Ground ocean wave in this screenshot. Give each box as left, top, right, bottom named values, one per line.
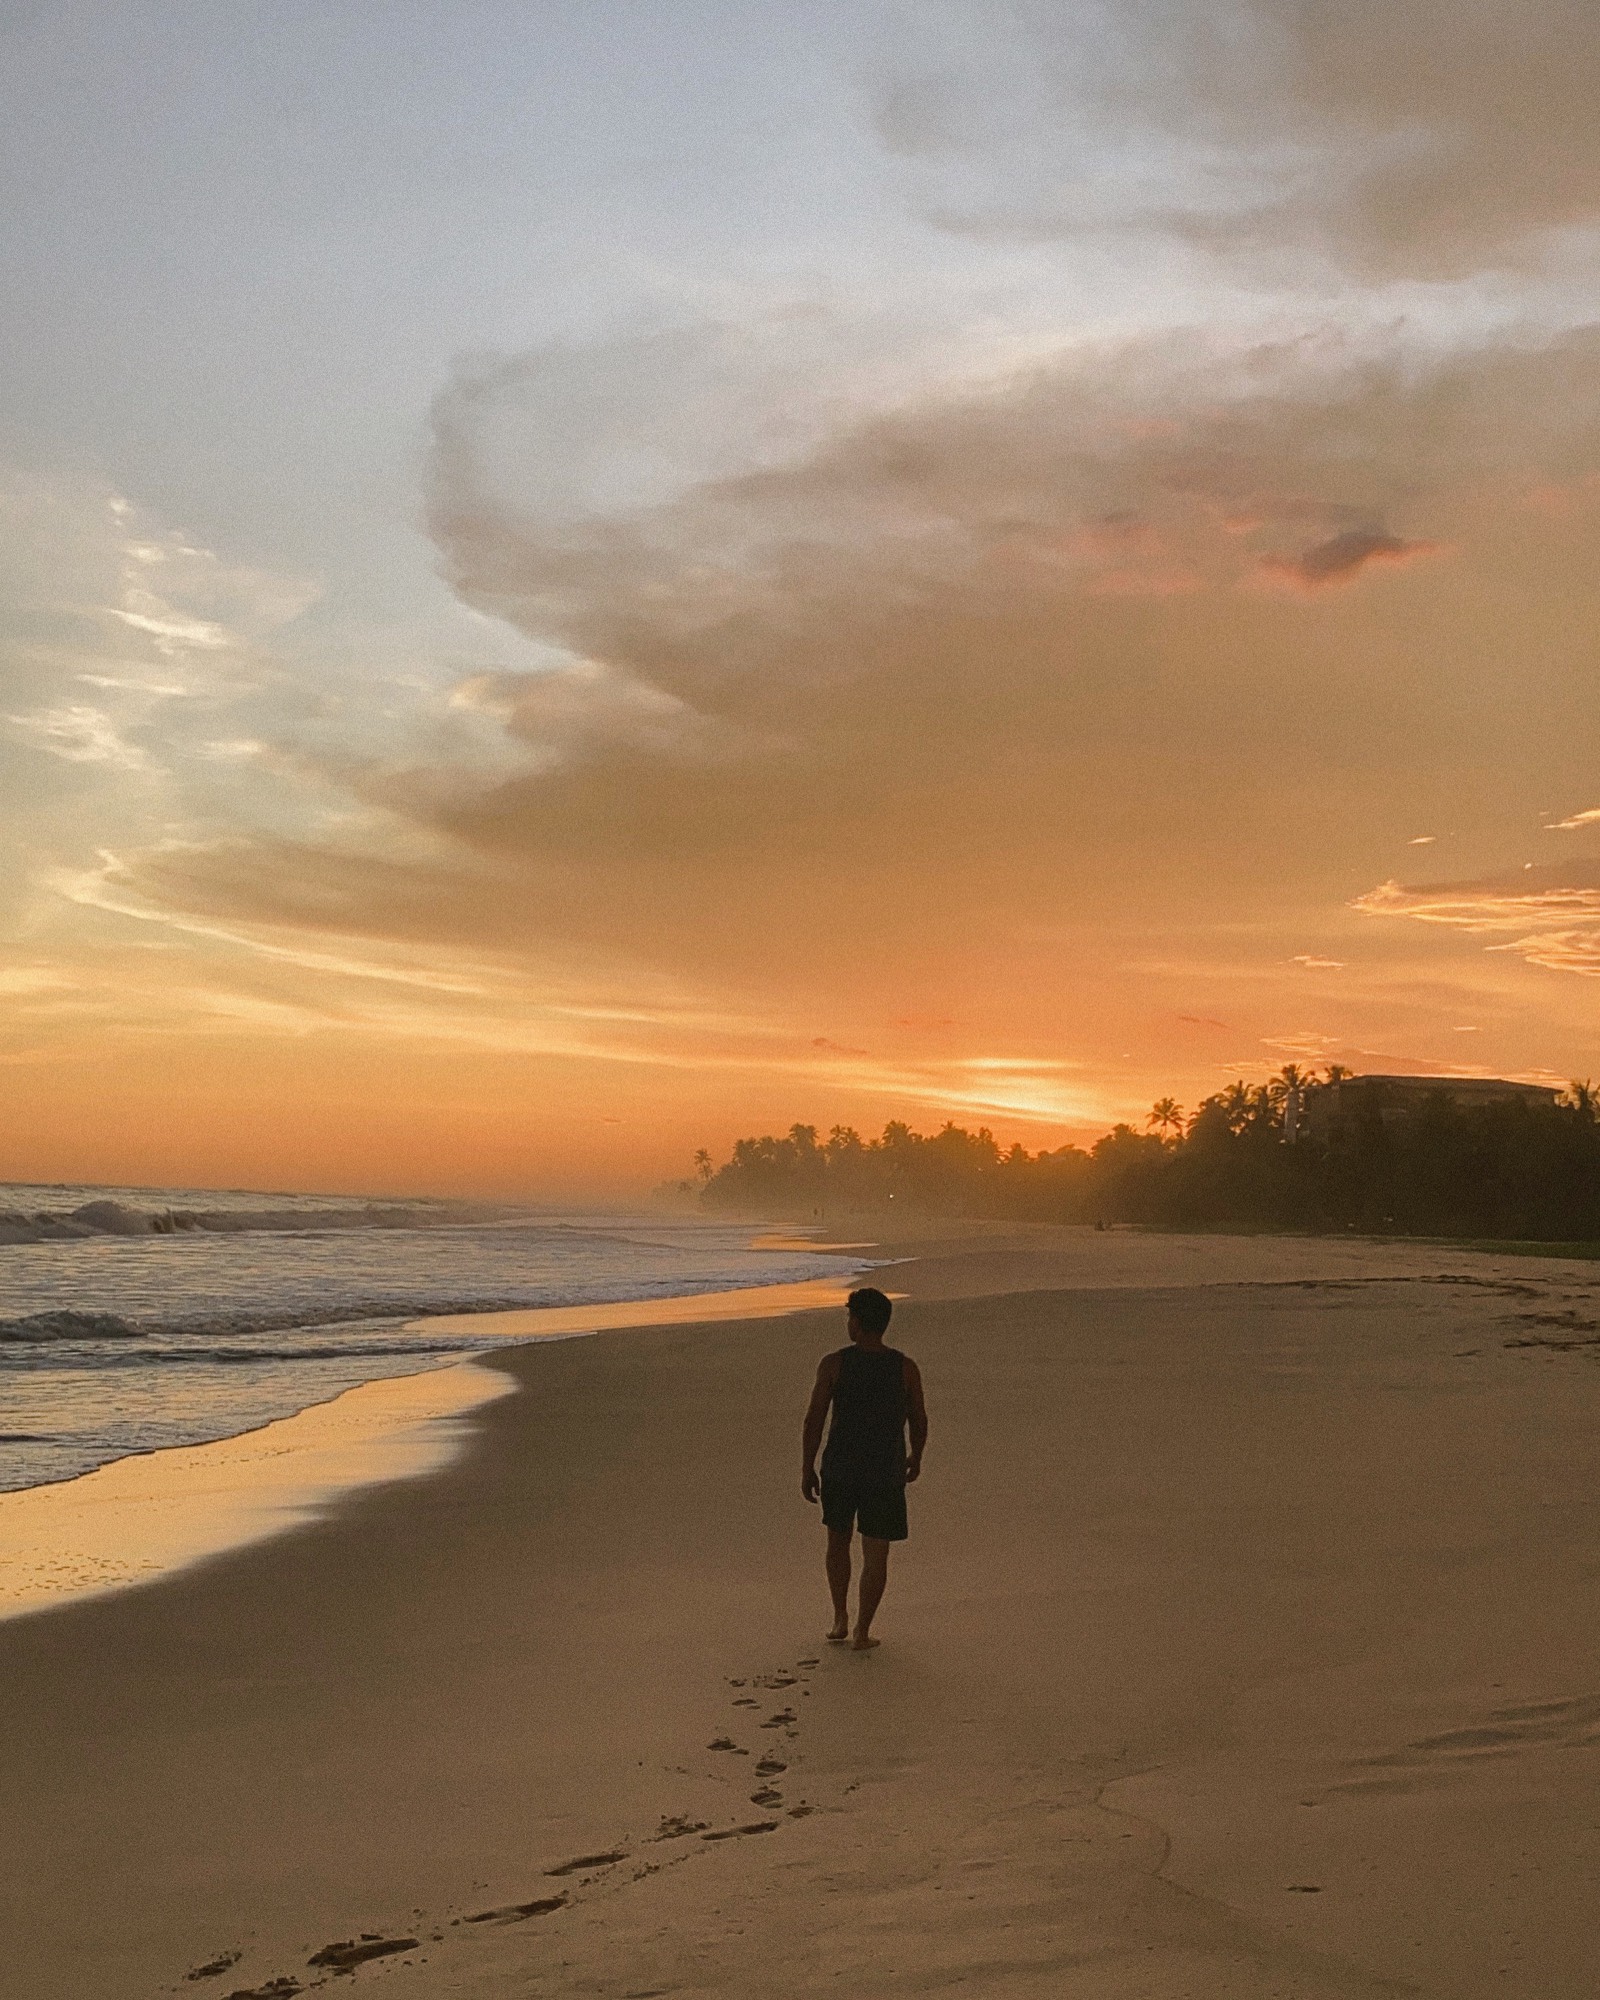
left=147, top=1339, right=484, bottom=1365
left=0, top=1292, right=560, bottom=1348
left=0, top=1310, right=144, bottom=1343
left=0, top=1197, right=525, bottom=1246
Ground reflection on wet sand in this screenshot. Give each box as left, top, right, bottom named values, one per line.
left=0, top=1359, right=516, bottom=1621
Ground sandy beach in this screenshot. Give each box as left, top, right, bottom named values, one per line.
left=7, top=1226, right=1600, bottom=1999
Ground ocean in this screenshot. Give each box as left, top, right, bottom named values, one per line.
left=0, top=1184, right=868, bottom=1495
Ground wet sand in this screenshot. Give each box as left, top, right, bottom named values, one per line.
left=0, top=1361, right=516, bottom=1620
left=5, top=1228, right=1600, bottom=1998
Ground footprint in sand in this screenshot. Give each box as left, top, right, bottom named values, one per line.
left=186, top=1949, right=243, bottom=1981
left=545, top=1849, right=628, bottom=1877
left=464, top=1894, right=567, bottom=1925
left=230, top=1664, right=816, bottom=1995
left=307, top=1936, right=420, bottom=1971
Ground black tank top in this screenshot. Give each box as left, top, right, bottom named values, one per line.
left=820, top=1345, right=908, bottom=1487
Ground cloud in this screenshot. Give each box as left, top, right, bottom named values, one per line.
left=42, top=314, right=1600, bottom=1135
left=0, top=476, right=316, bottom=789
left=875, top=0, right=1600, bottom=274
left=447, top=661, right=756, bottom=772
left=6, top=704, right=147, bottom=768
left=1290, top=955, right=1345, bottom=969
left=1257, top=1027, right=1503, bottom=1077
left=1354, top=867, right=1600, bottom=976
left=1546, top=806, right=1600, bottom=830
left=1261, top=1031, right=1344, bottom=1060
left=1255, top=527, right=1445, bottom=592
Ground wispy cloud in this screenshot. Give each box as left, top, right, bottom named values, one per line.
left=1261, top=1031, right=1344, bottom=1060
left=1354, top=870, right=1600, bottom=976
left=6, top=704, right=147, bottom=768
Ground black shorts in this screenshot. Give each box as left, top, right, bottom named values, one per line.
left=820, top=1476, right=908, bottom=1542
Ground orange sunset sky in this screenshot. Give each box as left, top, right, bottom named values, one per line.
left=3, top=1, right=1599, bottom=1198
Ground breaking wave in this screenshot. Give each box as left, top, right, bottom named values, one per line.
left=0, top=1297, right=548, bottom=1346
left=0, top=1197, right=520, bottom=1247
left=0, top=1310, right=145, bottom=1344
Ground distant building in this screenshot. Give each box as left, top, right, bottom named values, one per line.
left=1303, top=1073, right=1562, bottom=1144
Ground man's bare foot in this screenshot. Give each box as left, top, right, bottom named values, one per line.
left=851, top=1634, right=880, bottom=1651
left=826, top=1624, right=849, bottom=1643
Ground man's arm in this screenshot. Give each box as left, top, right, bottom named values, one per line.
left=903, top=1355, right=928, bottom=1482
left=801, top=1351, right=840, bottom=1502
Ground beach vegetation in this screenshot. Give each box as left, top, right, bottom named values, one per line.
left=696, top=1074, right=1600, bottom=1241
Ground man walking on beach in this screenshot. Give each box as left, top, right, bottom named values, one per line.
left=801, top=1287, right=927, bottom=1651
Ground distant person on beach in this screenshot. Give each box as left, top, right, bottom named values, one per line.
left=801, top=1286, right=928, bottom=1651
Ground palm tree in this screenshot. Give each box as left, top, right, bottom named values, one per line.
left=1147, top=1096, right=1184, bottom=1140
left=1323, top=1063, right=1352, bottom=1084
left=1566, top=1080, right=1597, bottom=1122
left=692, top=1147, right=714, bottom=1184
left=1220, top=1080, right=1254, bottom=1133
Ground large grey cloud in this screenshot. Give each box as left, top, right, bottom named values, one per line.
left=97, top=318, right=1600, bottom=1021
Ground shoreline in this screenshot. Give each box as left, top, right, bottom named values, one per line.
left=0, top=1269, right=864, bottom=1624
left=0, top=1357, right=517, bottom=1622
left=10, top=1221, right=1599, bottom=1630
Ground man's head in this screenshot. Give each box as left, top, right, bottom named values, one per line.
left=846, top=1286, right=893, bottom=1344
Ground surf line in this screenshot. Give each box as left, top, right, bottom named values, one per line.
left=0, top=1272, right=873, bottom=1623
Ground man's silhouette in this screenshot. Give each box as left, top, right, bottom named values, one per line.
left=801, top=1287, right=928, bottom=1650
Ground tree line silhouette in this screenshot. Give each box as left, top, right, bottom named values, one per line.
left=690, top=1069, right=1600, bottom=1242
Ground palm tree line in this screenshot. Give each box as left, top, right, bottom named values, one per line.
left=686, top=1067, right=1600, bottom=1242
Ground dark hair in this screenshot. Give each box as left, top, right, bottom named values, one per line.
left=847, top=1286, right=893, bottom=1336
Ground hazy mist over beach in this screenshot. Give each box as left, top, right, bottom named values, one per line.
left=2, top=1, right=1598, bottom=1197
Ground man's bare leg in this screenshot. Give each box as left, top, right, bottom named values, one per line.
left=853, top=1536, right=890, bottom=1650
left=825, top=1527, right=852, bottom=1641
